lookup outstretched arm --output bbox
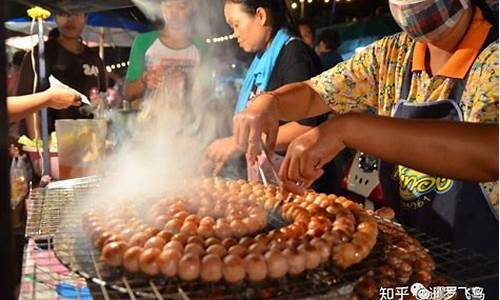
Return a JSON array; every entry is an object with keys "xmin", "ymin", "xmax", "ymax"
[
  {"xmin": 280, "ymin": 113, "xmax": 498, "ymax": 194},
  {"xmin": 7, "ymin": 87, "xmax": 80, "ymax": 122}
]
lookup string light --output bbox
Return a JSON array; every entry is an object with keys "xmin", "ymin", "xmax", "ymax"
[
  {"xmin": 205, "ymin": 34, "xmax": 235, "ymax": 44},
  {"xmin": 105, "ymin": 61, "xmax": 130, "ymax": 72},
  {"xmin": 292, "ymin": 0, "xmax": 335, "ymax": 8}
]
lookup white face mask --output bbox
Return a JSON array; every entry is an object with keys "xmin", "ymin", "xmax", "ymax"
[{"xmin": 389, "ymin": 0, "xmax": 471, "ymax": 42}]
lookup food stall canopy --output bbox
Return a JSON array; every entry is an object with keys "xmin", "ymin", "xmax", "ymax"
[
  {"xmin": 6, "ymin": 11, "xmax": 148, "ymax": 48},
  {"xmin": 11, "ymin": 0, "xmax": 135, "ymax": 13}
]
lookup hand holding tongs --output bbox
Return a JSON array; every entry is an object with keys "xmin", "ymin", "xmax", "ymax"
[
  {"xmin": 257, "ymin": 140, "xmax": 293, "ymax": 210},
  {"xmin": 257, "ymin": 139, "xmax": 281, "ymax": 187}
]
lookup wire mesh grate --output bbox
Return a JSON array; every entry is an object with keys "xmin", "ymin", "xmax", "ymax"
[
  {"xmin": 405, "ymin": 228, "xmax": 498, "ymax": 287},
  {"xmin": 52, "ymin": 204, "xmax": 389, "ymax": 299},
  {"xmin": 26, "ymin": 176, "xmax": 100, "ymax": 240},
  {"xmin": 22, "ymin": 179, "xmax": 499, "ymax": 299}
]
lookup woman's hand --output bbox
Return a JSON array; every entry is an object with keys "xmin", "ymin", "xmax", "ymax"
[
  {"xmin": 44, "ymin": 87, "xmax": 81, "ymax": 110},
  {"xmin": 233, "ymin": 93, "xmax": 280, "ymax": 164},
  {"xmin": 279, "ymin": 118, "xmax": 347, "ymax": 195},
  {"xmin": 203, "ymin": 136, "xmax": 242, "ymax": 175}
]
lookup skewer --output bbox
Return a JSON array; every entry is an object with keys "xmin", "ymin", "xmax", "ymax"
[
  {"xmin": 178, "ymin": 286, "xmax": 190, "ymax": 300},
  {"xmin": 122, "ymin": 277, "xmax": 137, "ymax": 300},
  {"xmin": 89, "ymin": 246, "xmax": 111, "ymax": 300},
  {"xmin": 149, "ymin": 281, "xmax": 164, "ymax": 300}
]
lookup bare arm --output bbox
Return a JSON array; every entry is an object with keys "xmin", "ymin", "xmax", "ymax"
[
  {"xmin": 280, "ymin": 113, "xmax": 498, "ymax": 194},
  {"xmin": 234, "ymin": 81, "xmax": 331, "ymax": 162},
  {"xmin": 7, "ymin": 88, "xmax": 80, "ymax": 123},
  {"xmin": 273, "ymin": 81, "xmax": 331, "ymax": 121},
  {"xmin": 274, "ymin": 122, "xmax": 315, "ymax": 152},
  {"xmin": 340, "ymin": 114, "xmax": 498, "ymax": 181},
  {"xmin": 124, "ymin": 79, "xmax": 146, "ymax": 101},
  {"xmin": 203, "ymin": 121, "xmax": 314, "ymax": 175},
  {"xmin": 8, "ymin": 93, "xmax": 49, "ymax": 122}
]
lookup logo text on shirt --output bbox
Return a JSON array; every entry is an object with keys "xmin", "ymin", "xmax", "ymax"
[
  {"xmin": 394, "ymin": 166, "xmax": 454, "ymax": 209},
  {"xmin": 83, "ymin": 64, "xmax": 99, "ymax": 77}
]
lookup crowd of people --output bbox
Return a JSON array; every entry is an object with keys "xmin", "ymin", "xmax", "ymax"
[{"xmin": 5, "ymin": 0, "xmax": 499, "ymax": 296}]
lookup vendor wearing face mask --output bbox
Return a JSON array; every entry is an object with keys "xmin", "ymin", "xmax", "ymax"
[{"xmin": 233, "ymin": 0, "xmax": 499, "ymax": 267}]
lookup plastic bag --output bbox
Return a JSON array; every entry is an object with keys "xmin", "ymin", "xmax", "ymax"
[{"xmin": 10, "ymin": 155, "xmax": 30, "ymax": 209}]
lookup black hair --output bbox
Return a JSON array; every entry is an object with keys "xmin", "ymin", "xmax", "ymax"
[
  {"xmin": 296, "ymin": 18, "xmax": 314, "ymax": 32},
  {"xmin": 472, "ymin": 0, "xmax": 498, "ymax": 25},
  {"xmin": 48, "ymin": 28, "xmax": 60, "ymax": 40},
  {"xmin": 318, "ymin": 29, "xmax": 340, "ymax": 51},
  {"xmin": 225, "ymin": 0, "xmax": 298, "ymax": 35}
]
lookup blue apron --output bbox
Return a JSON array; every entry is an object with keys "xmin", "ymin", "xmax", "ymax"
[{"xmin": 379, "ymin": 31, "xmax": 499, "ymax": 260}]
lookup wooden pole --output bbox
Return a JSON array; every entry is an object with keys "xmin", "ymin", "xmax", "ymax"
[{"xmin": 99, "ymin": 26, "xmax": 105, "ymax": 59}]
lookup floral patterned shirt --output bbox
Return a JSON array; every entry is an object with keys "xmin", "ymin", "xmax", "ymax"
[{"xmin": 309, "ymin": 8, "xmax": 498, "ymax": 210}]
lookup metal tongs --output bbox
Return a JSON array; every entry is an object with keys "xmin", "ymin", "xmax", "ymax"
[
  {"xmin": 257, "ymin": 140, "xmax": 291, "ymax": 211},
  {"xmin": 257, "ymin": 139, "xmax": 281, "ymax": 187}
]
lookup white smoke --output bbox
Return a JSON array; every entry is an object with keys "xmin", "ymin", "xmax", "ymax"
[
  {"xmin": 66, "ymin": 0, "xmax": 239, "ymax": 217},
  {"xmin": 130, "ymin": 0, "xmax": 222, "ymax": 38},
  {"xmin": 82, "ymin": 65, "xmax": 233, "ymax": 209}
]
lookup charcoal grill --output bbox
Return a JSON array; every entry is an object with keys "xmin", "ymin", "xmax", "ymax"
[{"xmin": 24, "ymin": 177, "xmax": 499, "ymax": 299}]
